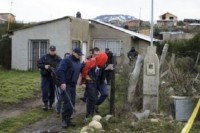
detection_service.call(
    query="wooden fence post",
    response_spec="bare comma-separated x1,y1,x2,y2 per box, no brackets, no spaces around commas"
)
109,55,116,115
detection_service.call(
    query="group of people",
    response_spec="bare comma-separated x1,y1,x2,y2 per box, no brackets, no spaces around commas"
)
37,45,114,128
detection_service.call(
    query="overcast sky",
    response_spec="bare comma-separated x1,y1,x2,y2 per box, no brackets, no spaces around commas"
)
0,0,199,22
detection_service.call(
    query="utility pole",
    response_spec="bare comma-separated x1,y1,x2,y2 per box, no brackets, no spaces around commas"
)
150,0,154,47
143,0,159,112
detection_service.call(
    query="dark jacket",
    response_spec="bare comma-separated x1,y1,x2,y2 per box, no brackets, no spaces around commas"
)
56,55,82,87
106,51,114,65
127,48,138,60
37,54,61,76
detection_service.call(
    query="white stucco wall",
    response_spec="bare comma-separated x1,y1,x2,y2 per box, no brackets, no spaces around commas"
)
11,18,71,70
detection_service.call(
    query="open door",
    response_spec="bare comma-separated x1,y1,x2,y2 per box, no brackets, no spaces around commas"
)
82,42,87,61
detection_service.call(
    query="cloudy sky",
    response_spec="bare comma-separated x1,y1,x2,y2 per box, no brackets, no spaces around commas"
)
0,0,199,22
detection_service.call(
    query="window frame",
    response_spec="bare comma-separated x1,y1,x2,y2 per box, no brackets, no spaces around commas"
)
93,39,122,56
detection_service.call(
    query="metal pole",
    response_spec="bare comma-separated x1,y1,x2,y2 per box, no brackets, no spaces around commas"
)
150,0,154,47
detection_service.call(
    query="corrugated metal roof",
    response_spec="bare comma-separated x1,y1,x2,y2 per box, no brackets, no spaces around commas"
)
90,19,160,42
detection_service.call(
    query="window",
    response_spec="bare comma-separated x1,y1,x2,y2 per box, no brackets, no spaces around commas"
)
72,40,81,49
28,40,49,70
93,39,121,56
169,17,174,20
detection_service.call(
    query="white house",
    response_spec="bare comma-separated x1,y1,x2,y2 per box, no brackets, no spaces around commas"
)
11,16,159,70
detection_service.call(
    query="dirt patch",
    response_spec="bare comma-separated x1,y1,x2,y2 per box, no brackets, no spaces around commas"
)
0,94,42,123
18,101,86,133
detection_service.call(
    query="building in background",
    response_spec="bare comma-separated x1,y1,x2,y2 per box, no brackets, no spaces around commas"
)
0,13,15,24
157,12,178,27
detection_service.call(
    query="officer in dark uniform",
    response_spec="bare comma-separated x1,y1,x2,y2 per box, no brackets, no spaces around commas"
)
37,45,62,110
56,48,83,128
105,48,114,85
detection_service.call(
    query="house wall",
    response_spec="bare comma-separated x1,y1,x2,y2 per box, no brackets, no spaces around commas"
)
70,17,90,42
11,18,71,70
159,13,177,21
0,13,15,22
90,22,150,64
161,32,195,41
159,13,178,26
133,39,150,57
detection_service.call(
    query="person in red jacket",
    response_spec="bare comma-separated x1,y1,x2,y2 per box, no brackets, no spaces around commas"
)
80,47,108,121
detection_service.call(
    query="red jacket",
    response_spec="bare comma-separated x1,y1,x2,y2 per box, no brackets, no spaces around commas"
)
81,52,108,79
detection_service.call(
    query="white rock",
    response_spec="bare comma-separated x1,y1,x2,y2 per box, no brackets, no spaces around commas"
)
80,126,89,132
88,120,103,130
92,115,102,122
105,114,113,121
150,118,159,123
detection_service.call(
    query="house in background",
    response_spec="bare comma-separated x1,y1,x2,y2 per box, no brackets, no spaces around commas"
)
159,31,195,41
11,16,159,70
0,13,15,24
157,12,178,27
183,19,200,30
124,19,140,31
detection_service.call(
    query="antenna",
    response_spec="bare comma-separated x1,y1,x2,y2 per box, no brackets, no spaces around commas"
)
138,8,141,32
7,0,13,31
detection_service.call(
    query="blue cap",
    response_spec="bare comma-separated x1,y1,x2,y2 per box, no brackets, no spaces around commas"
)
73,48,84,56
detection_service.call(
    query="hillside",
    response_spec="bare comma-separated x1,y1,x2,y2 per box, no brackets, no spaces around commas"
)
94,14,137,27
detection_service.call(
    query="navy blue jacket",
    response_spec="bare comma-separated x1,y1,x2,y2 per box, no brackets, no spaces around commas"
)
37,54,61,76
56,55,82,87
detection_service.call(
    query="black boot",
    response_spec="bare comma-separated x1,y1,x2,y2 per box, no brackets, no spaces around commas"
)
95,106,99,114
61,119,68,128
43,102,48,111
48,101,53,110
67,118,76,127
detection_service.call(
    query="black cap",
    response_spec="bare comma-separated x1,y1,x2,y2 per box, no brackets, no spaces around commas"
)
49,45,56,51
105,48,109,52
73,48,84,56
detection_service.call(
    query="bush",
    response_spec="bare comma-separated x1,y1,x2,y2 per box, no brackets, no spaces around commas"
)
0,37,11,69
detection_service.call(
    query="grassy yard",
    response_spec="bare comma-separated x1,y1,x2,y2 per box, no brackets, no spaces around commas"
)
0,68,200,133
0,108,52,133
0,69,40,104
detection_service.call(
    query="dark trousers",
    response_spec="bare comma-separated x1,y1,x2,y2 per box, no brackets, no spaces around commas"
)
41,76,55,105
61,86,76,120
85,82,97,116
55,86,62,113
96,82,108,105
105,70,113,85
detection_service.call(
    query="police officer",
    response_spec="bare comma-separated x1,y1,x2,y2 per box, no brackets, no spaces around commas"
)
37,45,62,111
127,47,138,64
55,52,70,117
56,48,83,128
105,48,114,85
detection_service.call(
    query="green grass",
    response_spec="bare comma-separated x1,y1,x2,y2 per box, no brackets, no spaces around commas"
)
0,108,52,133
0,69,40,104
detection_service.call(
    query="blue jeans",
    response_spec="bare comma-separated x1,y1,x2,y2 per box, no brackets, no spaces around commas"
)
85,82,97,116
96,82,108,105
